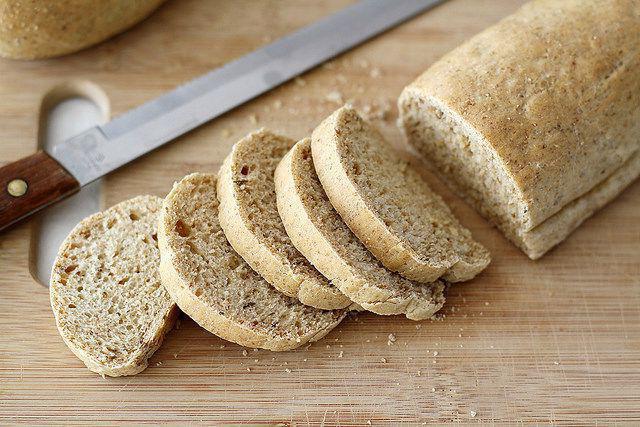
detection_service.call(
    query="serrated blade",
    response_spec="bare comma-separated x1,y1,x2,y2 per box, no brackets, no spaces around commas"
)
51,0,445,186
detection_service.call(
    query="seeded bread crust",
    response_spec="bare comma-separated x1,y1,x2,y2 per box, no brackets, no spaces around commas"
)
217,130,351,309
50,195,178,377
158,173,345,351
275,138,446,320
311,106,490,283
398,0,640,259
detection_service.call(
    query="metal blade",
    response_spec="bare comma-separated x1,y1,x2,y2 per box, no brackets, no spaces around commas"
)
51,0,445,186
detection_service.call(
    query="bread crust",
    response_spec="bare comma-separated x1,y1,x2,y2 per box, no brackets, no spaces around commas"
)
158,173,344,351
217,130,351,309
0,0,166,59
399,0,640,257
50,195,177,377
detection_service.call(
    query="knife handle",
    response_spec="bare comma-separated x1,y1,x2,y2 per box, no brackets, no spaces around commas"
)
0,151,80,232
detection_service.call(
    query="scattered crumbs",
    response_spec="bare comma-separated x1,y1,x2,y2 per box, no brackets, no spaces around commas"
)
285,368,292,373
304,344,312,351
554,361,559,365
433,351,439,356
366,420,372,426
242,349,248,357
272,357,276,361
370,67,382,78
388,333,397,343
360,99,392,121
479,312,483,316
415,324,422,330
173,353,178,359
459,344,464,348
156,361,162,366
432,360,437,364
470,410,477,418
490,345,494,349
458,334,462,338
381,357,387,363
284,361,288,365
338,351,344,358
334,338,339,342
366,339,371,343
325,90,344,104
246,368,251,372
417,370,422,377
273,100,283,109
431,387,436,392
254,359,259,363
253,348,258,352
220,345,226,349
248,114,258,124
303,358,308,362
222,129,231,138
322,61,336,70
485,302,490,306
326,344,331,349
294,77,306,86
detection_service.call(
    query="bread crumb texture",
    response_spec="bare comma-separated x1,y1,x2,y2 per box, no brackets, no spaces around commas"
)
50,195,177,377
217,130,351,309
311,106,490,283
158,173,345,351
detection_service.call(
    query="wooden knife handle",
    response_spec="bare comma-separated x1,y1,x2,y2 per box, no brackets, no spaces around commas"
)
0,151,80,232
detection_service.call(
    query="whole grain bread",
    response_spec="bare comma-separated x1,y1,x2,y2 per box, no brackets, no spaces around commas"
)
50,195,177,377
311,106,490,283
0,0,166,59
217,130,352,309
158,172,345,351
398,0,640,259
275,138,446,320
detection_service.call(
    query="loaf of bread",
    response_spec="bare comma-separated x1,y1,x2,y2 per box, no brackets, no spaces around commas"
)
0,0,166,59
275,138,445,320
50,195,177,377
217,130,352,310
398,0,640,259
158,173,346,351
312,106,490,282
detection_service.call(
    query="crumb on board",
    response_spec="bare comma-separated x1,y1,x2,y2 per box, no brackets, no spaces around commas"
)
325,90,344,104
242,349,248,356
248,114,258,124
381,357,387,363
470,410,477,418
285,368,291,373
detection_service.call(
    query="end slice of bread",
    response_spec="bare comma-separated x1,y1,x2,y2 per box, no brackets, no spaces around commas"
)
275,138,446,320
158,173,345,351
311,106,490,283
217,129,352,310
50,195,178,377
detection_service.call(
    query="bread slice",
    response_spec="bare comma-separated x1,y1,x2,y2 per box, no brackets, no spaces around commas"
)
275,138,446,320
158,173,345,351
311,106,490,283
397,0,640,259
50,195,178,377
217,130,352,309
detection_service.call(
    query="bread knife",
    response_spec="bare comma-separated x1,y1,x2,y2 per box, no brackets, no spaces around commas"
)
0,0,445,232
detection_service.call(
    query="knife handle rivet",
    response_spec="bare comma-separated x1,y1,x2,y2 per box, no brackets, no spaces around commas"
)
7,178,28,197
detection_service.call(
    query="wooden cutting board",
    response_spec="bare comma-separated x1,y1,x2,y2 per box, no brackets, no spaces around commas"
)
1,0,639,424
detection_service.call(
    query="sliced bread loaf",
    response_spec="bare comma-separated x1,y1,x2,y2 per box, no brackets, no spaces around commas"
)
311,106,490,283
217,130,352,310
50,195,178,377
158,173,345,351
275,138,446,320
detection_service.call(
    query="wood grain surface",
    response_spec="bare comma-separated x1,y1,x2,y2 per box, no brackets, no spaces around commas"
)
1,0,638,425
